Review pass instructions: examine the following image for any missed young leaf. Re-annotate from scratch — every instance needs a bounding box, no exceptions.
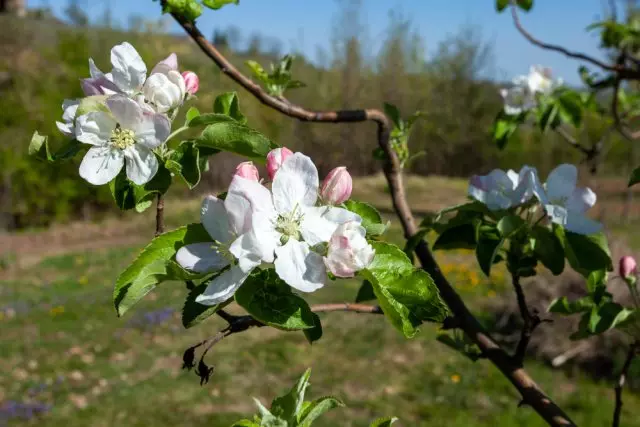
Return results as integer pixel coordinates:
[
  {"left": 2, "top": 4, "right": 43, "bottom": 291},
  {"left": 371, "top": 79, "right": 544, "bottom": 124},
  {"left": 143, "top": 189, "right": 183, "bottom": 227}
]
[
  {"left": 29, "top": 132, "right": 83, "bottom": 163},
  {"left": 475, "top": 230, "right": 504, "bottom": 277},
  {"left": 202, "top": 0, "right": 239, "bottom": 10},
  {"left": 496, "top": 214, "right": 525, "bottom": 237},
  {"left": 383, "top": 103, "right": 402, "bottom": 127},
  {"left": 231, "top": 421, "right": 260, "bottom": 427},
  {"left": 548, "top": 296, "right": 594, "bottom": 315},
  {"left": 213, "top": 92, "right": 247, "bottom": 124},
  {"left": 370, "top": 417, "right": 399, "bottom": 427},
  {"left": 109, "top": 164, "right": 172, "bottom": 212},
  {"left": 297, "top": 396, "right": 345, "bottom": 427},
  {"left": 530, "top": 226, "right": 565, "bottom": 275},
  {"left": 555, "top": 226, "right": 613, "bottom": 277},
  {"left": 114, "top": 224, "right": 211, "bottom": 316},
  {"left": 168, "top": 142, "right": 208, "bottom": 189},
  {"left": 588, "top": 303, "right": 636, "bottom": 335},
  {"left": 361, "top": 242, "right": 448, "bottom": 338},
  {"left": 184, "top": 106, "right": 200, "bottom": 126},
  {"left": 182, "top": 279, "right": 231, "bottom": 328},
  {"left": 270, "top": 368, "right": 312, "bottom": 424},
  {"left": 196, "top": 121, "right": 274, "bottom": 162},
  {"left": 188, "top": 113, "right": 237, "bottom": 128},
  {"left": 342, "top": 200, "right": 388, "bottom": 237},
  {"left": 235, "top": 270, "right": 316, "bottom": 330}
]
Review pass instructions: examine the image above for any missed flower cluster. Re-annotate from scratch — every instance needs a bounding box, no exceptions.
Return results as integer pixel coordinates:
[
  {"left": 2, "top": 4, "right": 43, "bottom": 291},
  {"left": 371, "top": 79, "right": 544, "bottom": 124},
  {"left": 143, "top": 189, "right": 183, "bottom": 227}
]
[
  {"left": 469, "top": 163, "right": 602, "bottom": 235},
  {"left": 500, "top": 65, "right": 562, "bottom": 115},
  {"left": 176, "top": 148, "right": 375, "bottom": 305},
  {"left": 56, "top": 42, "right": 200, "bottom": 186}
]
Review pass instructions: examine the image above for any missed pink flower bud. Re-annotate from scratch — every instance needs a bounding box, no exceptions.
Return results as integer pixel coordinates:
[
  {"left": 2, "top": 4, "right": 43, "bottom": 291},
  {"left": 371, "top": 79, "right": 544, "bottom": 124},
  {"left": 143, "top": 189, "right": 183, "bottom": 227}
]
[
  {"left": 320, "top": 166, "right": 352, "bottom": 205},
  {"left": 266, "top": 147, "right": 294, "bottom": 180},
  {"left": 234, "top": 161, "right": 259, "bottom": 181},
  {"left": 619, "top": 256, "right": 638, "bottom": 279},
  {"left": 181, "top": 71, "right": 199, "bottom": 95},
  {"left": 324, "top": 222, "right": 375, "bottom": 278}
]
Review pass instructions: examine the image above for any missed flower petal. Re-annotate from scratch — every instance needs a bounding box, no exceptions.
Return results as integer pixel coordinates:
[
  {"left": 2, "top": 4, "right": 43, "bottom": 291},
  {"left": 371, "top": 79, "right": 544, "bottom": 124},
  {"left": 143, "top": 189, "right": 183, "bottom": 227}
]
[
  {"left": 110, "top": 42, "right": 147, "bottom": 94},
  {"left": 566, "top": 187, "right": 597, "bottom": 213},
  {"left": 272, "top": 152, "right": 319, "bottom": 213},
  {"left": 226, "top": 176, "right": 276, "bottom": 233},
  {"left": 250, "top": 211, "right": 281, "bottom": 263},
  {"left": 201, "top": 195, "right": 233, "bottom": 243},
  {"left": 274, "top": 239, "right": 325, "bottom": 293},
  {"left": 546, "top": 164, "right": 577, "bottom": 202},
  {"left": 300, "top": 208, "right": 341, "bottom": 246},
  {"left": 195, "top": 266, "right": 250, "bottom": 306},
  {"left": 228, "top": 232, "right": 265, "bottom": 272},
  {"left": 79, "top": 146, "right": 124, "bottom": 185},
  {"left": 75, "top": 112, "right": 116, "bottom": 146},
  {"left": 565, "top": 214, "right": 603, "bottom": 235},
  {"left": 106, "top": 95, "right": 143, "bottom": 130},
  {"left": 176, "top": 242, "right": 230, "bottom": 273},
  {"left": 124, "top": 145, "right": 158, "bottom": 185},
  {"left": 150, "top": 53, "right": 178, "bottom": 75},
  {"left": 317, "top": 206, "right": 362, "bottom": 224}
]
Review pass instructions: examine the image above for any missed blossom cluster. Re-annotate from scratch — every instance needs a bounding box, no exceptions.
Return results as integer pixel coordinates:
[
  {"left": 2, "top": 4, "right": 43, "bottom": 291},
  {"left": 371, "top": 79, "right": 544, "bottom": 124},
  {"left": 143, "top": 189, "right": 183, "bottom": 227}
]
[
  {"left": 176, "top": 148, "right": 375, "bottom": 305},
  {"left": 56, "top": 42, "right": 199, "bottom": 186},
  {"left": 500, "top": 65, "right": 562, "bottom": 115},
  {"left": 469, "top": 163, "right": 602, "bottom": 235}
]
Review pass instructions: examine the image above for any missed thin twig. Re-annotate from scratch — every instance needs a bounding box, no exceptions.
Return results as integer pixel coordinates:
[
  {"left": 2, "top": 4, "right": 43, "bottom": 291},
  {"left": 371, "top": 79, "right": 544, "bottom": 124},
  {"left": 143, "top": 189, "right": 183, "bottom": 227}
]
[
  {"left": 613, "top": 342, "right": 637, "bottom": 427},
  {"left": 155, "top": 193, "right": 165, "bottom": 237},
  {"left": 554, "top": 127, "right": 592, "bottom": 156},
  {"left": 512, "top": 274, "right": 542, "bottom": 365},
  {"left": 168, "top": 8, "right": 577, "bottom": 425}
]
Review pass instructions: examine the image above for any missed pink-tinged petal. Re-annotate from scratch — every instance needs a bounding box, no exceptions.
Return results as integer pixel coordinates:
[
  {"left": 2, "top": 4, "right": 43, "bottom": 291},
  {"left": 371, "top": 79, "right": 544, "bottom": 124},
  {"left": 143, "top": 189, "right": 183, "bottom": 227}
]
[
  {"left": 234, "top": 161, "right": 259, "bottom": 181},
  {"left": 182, "top": 71, "right": 199, "bottom": 95},
  {"left": 176, "top": 243, "right": 230, "bottom": 273},
  {"left": 123, "top": 145, "right": 158, "bottom": 185},
  {"left": 226, "top": 176, "right": 275, "bottom": 234},
  {"left": 274, "top": 239, "right": 325, "bottom": 292},
  {"left": 195, "top": 266, "right": 250, "bottom": 306},
  {"left": 150, "top": 53, "right": 178, "bottom": 75},
  {"left": 79, "top": 146, "right": 123, "bottom": 185},
  {"left": 272, "top": 152, "right": 319, "bottom": 213},
  {"left": 320, "top": 166, "right": 353, "bottom": 205},
  {"left": 619, "top": 256, "right": 638, "bottom": 278},
  {"left": 266, "top": 147, "right": 293, "bottom": 180}
]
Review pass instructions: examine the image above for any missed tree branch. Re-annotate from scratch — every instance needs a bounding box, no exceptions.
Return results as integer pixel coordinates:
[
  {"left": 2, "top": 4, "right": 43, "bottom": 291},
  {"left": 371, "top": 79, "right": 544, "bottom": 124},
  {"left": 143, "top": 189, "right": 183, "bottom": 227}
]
[
  {"left": 169, "top": 10, "right": 577, "bottom": 426},
  {"left": 512, "top": 274, "right": 543, "bottom": 365},
  {"left": 613, "top": 342, "right": 637, "bottom": 427},
  {"left": 554, "top": 127, "right": 592, "bottom": 156},
  {"left": 155, "top": 193, "right": 165, "bottom": 237}
]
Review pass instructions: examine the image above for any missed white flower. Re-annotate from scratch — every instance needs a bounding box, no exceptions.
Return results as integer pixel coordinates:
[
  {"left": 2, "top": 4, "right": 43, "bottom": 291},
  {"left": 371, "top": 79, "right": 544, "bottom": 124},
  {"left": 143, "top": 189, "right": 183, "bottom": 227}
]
[
  {"left": 228, "top": 153, "right": 361, "bottom": 292},
  {"left": 527, "top": 65, "right": 559, "bottom": 95},
  {"left": 500, "top": 84, "right": 535, "bottom": 116},
  {"left": 82, "top": 42, "right": 147, "bottom": 96},
  {"left": 56, "top": 99, "right": 80, "bottom": 136},
  {"left": 175, "top": 190, "right": 263, "bottom": 306},
  {"left": 324, "top": 222, "right": 375, "bottom": 278},
  {"left": 536, "top": 164, "right": 602, "bottom": 235},
  {"left": 142, "top": 71, "right": 186, "bottom": 113},
  {"left": 468, "top": 166, "right": 539, "bottom": 211},
  {"left": 74, "top": 95, "right": 170, "bottom": 186}
]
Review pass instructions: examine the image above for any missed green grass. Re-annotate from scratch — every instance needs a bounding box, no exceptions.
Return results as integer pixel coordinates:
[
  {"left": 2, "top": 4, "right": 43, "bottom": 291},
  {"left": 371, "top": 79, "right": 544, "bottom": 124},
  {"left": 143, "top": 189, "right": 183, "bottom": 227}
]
[{"left": 2, "top": 176, "right": 640, "bottom": 426}]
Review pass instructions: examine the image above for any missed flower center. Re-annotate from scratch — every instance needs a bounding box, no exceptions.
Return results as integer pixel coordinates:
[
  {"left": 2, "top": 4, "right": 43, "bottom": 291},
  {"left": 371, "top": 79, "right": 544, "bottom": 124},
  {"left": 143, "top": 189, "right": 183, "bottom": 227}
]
[
  {"left": 275, "top": 206, "right": 303, "bottom": 244},
  {"left": 110, "top": 127, "right": 136, "bottom": 150},
  {"left": 212, "top": 241, "right": 234, "bottom": 262}
]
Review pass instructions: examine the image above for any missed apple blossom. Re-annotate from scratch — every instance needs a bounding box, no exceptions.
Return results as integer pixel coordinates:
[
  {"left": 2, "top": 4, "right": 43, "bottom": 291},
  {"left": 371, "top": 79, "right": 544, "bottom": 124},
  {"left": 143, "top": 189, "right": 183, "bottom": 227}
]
[
  {"left": 175, "top": 189, "right": 264, "bottom": 305},
  {"left": 182, "top": 71, "right": 200, "bottom": 95},
  {"left": 74, "top": 95, "right": 170, "bottom": 186},
  {"left": 266, "top": 147, "right": 293, "bottom": 180},
  {"left": 234, "top": 161, "right": 259, "bottom": 181},
  {"left": 324, "top": 221, "right": 375, "bottom": 278},
  {"left": 83, "top": 42, "right": 147, "bottom": 96},
  {"left": 536, "top": 164, "right": 602, "bottom": 235},
  {"left": 468, "top": 165, "right": 539, "bottom": 211},
  {"left": 619, "top": 256, "right": 638, "bottom": 279},
  {"left": 143, "top": 71, "right": 186, "bottom": 113},
  {"left": 227, "top": 152, "right": 362, "bottom": 292},
  {"left": 55, "top": 99, "right": 80, "bottom": 137},
  {"left": 321, "top": 166, "right": 353, "bottom": 205},
  {"left": 526, "top": 65, "right": 559, "bottom": 95},
  {"left": 500, "top": 81, "right": 535, "bottom": 116}
]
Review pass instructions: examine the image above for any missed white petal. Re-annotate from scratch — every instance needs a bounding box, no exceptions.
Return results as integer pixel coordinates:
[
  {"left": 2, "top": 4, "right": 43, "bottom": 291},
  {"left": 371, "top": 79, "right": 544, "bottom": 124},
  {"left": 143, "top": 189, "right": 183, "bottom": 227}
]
[
  {"left": 272, "top": 152, "right": 319, "bottom": 213},
  {"left": 228, "top": 232, "right": 264, "bottom": 272},
  {"left": 88, "top": 58, "right": 103, "bottom": 79},
  {"left": 566, "top": 187, "right": 597, "bottom": 213},
  {"left": 176, "top": 243, "right": 230, "bottom": 273},
  {"left": 195, "top": 266, "right": 250, "bottom": 306},
  {"left": 150, "top": 53, "right": 178, "bottom": 75},
  {"left": 79, "top": 146, "right": 124, "bottom": 185},
  {"left": 318, "top": 206, "right": 362, "bottom": 224},
  {"left": 487, "top": 169, "right": 515, "bottom": 191},
  {"left": 167, "top": 70, "right": 186, "bottom": 99},
  {"left": 128, "top": 112, "right": 169, "bottom": 149},
  {"left": 250, "top": 212, "right": 281, "bottom": 263},
  {"left": 565, "top": 214, "right": 603, "bottom": 235},
  {"left": 274, "top": 239, "right": 325, "bottom": 293},
  {"left": 75, "top": 112, "right": 116, "bottom": 146},
  {"left": 124, "top": 145, "right": 158, "bottom": 185},
  {"left": 484, "top": 192, "right": 513, "bottom": 211},
  {"left": 546, "top": 164, "right": 577, "bottom": 202},
  {"left": 506, "top": 170, "right": 519, "bottom": 187},
  {"left": 300, "top": 208, "right": 340, "bottom": 246},
  {"left": 106, "top": 95, "right": 143, "bottom": 130},
  {"left": 61, "top": 99, "right": 80, "bottom": 121},
  {"left": 56, "top": 121, "right": 74, "bottom": 136},
  {"left": 110, "top": 42, "right": 147, "bottom": 94},
  {"left": 226, "top": 176, "right": 276, "bottom": 234},
  {"left": 200, "top": 196, "right": 233, "bottom": 243}
]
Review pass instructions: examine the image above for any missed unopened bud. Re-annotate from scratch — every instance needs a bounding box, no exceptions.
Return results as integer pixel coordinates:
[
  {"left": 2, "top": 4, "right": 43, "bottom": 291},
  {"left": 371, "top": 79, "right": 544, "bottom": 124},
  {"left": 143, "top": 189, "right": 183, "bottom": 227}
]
[
  {"left": 182, "top": 71, "right": 199, "bottom": 95},
  {"left": 320, "top": 166, "right": 352, "bottom": 205},
  {"left": 266, "top": 147, "right": 293, "bottom": 180},
  {"left": 234, "top": 161, "right": 259, "bottom": 181}
]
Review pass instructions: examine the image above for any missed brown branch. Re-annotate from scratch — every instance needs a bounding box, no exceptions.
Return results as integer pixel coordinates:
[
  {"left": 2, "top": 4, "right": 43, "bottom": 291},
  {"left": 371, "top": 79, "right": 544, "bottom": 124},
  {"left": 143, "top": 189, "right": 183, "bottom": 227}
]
[
  {"left": 509, "top": 0, "right": 637, "bottom": 78},
  {"left": 554, "top": 127, "right": 592, "bottom": 156},
  {"left": 169, "top": 10, "right": 576, "bottom": 426},
  {"left": 512, "top": 274, "right": 543, "bottom": 365},
  {"left": 613, "top": 342, "right": 637, "bottom": 427},
  {"left": 155, "top": 193, "right": 165, "bottom": 237}
]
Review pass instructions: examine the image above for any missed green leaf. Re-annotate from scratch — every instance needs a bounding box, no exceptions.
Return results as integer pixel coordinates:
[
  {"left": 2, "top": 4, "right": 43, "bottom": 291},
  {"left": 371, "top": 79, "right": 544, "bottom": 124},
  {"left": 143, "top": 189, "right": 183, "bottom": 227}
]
[
  {"left": 188, "top": 112, "right": 236, "bottom": 128},
  {"left": 557, "top": 90, "right": 583, "bottom": 128},
  {"left": 355, "top": 280, "right": 376, "bottom": 303},
  {"left": 246, "top": 60, "right": 269, "bottom": 82},
  {"left": 586, "top": 269, "right": 608, "bottom": 293},
  {"left": 109, "top": 163, "right": 172, "bottom": 211},
  {"left": 404, "top": 229, "right": 429, "bottom": 259},
  {"left": 182, "top": 278, "right": 231, "bottom": 328},
  {"left": 361, "top": 242, "right": 448, "bottom": 338},
  {"left": 383, "top": 103, "right": 402, "bottom": 127},
  {"left": 475, "top": 223, "right": 504, "bottom": 277},
  {"left": 436, "top": 333, "right": 483, "bottom": 361},
  {"left": 588, "top": 303, "right": 636, "bottom": 335},
  {"left": 530, "top": 226, "right": 565, "bottom": 275},
  {"left": 496, "top": 0, "right": 509, "bottom": 11},
  {"left": 629, "top": 167, "right": 640, "bottom": 187},
  {"left": 202, "top": 0, "right": 239, "bottom": 10},
  {"left": 270, "top": 368, "right": 311, "bottom": 424},
  {"left": 298, "top": 396, "right": 345, "bottom": 427},
  {"left": 168, "top": 142, "right": 210, "bottom": 189},
  {"left": 370, "top": 417, "right": 399, "bottom": 427},
  {"left": 497, "top": 214, "right": 525, "bottom": 237},
  {"left": 235, "top": 270, "right": 316, "bottom": 330},
  {"left": 29, "top": 132, "right": 83, "bottom": 162},
  {"left": 555, "top": 227, "right": 612, "bottom": 277},
  {"left": 231, "top": 420, "right": 260, "bottom": 427},
  {"left": 184, "top": 106, "right": 200, "bottom": 126},
  {"left": 548, "top": 296, "right": 594, "bottom": 315},
  {"left": 196, "top": 120, "right": 273, "bottom": 162},
  {"left": 433, "top": 223, "right": 477, "bottom": 251},
  {"left": 538, "top": 102, "right": 560, "bottom": 131},
  {"left": 114, "top": 224, "right": 211, "bottom": 316},
  {"left": 213, "top": 92, "right": 247, "bottom": 124},
  {"left": 493, "top": 114, "right": 518, "bottom": 149},
  {"left": 342, "top": 200, "right": 388, "bottom": 237},
  {"left": 303, "top": 313, "right": 323, "bottom": 344}
]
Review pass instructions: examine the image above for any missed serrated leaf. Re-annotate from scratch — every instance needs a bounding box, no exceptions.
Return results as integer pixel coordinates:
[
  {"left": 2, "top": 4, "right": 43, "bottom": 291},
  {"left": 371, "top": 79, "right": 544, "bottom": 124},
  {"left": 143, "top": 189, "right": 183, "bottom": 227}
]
[
  {"left": 114, "top": 224, "right": 211, "bottom": 316},
  {"left": 235, "top": 270, "right": 316, "bottom": 330},
  {"left": 213, "top": 92, "right": 247, "bottom": 124},
  {"left": 246, "top": 60, "right": 269, "bottom": 82},
  {"left": 196, "top": 120, "right": 274, "bottom": 162},
  {"left": 297, "top": 396, "right": 345, "bottom": 427},
  {"left": 182, "top": 277, "right": 231, "bottom": 328},
  {"left": 169, "top": 142, "right": 209, "bottom": 189},
  {"left": 361, "top": 242, "right": 448, "bottom": 338},
  {"left": 271, "top": 368, "right": 311, "bottom": 424},
  {"left": 370, "top": 417, "right": 399, "bottom": 427},
  {"left": 342, "top": 200, "right": 387, "bottom": 237}
]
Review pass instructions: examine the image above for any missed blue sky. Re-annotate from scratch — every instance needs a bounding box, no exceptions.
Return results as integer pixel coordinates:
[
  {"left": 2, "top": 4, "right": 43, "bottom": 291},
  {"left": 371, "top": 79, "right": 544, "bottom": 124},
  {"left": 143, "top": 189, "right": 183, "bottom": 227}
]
[{"left": 36, "top": 0, "right": 610, "bottom": 84}]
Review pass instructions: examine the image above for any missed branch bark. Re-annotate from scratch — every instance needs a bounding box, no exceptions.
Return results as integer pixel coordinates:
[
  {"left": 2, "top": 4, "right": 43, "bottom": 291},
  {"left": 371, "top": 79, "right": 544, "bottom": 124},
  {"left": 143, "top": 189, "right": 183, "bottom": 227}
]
[
  {"left": 512, "top": 274, "right": 543, "bottom": 365},
  {"left": 155, "top": 193, "right": 165, "bottom": 237},
  {"left": 613, "top": 343, "right": 637, "bottom": 427},
  {"left": 168, "top": 9, "right": 577, "bottom": 426}
]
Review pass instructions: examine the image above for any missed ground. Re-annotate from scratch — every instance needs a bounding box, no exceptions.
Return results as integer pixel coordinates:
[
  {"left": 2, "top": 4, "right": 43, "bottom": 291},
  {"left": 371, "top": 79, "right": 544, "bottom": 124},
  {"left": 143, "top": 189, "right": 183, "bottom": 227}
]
[{"left": 1, "top": 174, "right": 640, "bottom": 427}]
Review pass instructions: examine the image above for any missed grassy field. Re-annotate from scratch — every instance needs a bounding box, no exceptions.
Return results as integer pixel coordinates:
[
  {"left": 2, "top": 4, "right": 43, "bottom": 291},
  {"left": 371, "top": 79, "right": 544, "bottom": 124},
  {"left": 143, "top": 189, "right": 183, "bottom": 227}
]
[{"left": 2, "top": 175, "right": 640, "bottom": 427}]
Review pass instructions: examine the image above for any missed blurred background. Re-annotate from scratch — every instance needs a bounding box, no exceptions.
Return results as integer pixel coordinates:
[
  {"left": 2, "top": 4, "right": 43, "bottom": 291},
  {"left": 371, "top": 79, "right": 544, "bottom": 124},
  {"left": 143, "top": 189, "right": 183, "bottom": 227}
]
[{"left": 1, "top": 1, "right": 640, "bottom": 426}]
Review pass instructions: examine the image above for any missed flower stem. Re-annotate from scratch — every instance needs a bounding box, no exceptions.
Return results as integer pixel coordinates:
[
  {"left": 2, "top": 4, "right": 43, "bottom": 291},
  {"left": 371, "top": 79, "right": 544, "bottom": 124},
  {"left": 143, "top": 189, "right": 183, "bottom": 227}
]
[
  {"left": 155, "top": 194, "right": 165, "bottom": 237},
  {"left": 166, "top": 126, "right": 189, "bottom": 144}
]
